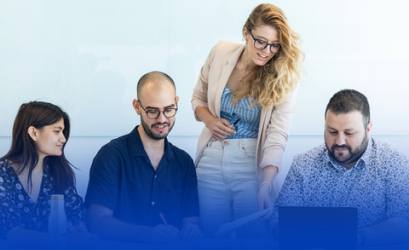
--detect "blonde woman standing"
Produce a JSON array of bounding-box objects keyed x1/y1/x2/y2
[{"x1": 192, "y1": 4, "x2": 304, "y2": 237}]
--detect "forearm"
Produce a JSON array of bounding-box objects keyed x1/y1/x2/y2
[
  {"x1": 195, "y1": 106, "x2": 215, "y2": 125},
  {"x1": 88, "y1": 215, "x2": 151, "y2": 242},
  {"x1": 182, "y1": 217, "x2": 200, "y2": 227},
  {"x1": 260, "y1": 165, "x2": 278, "y2": 191},
  {"x1": 7, "y1": 227, "x2": 48, "y2": 248}
]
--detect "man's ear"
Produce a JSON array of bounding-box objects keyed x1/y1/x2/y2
[
  {"x1": 132, "y1": 99, "x2": 141, "y2": 115},
  {"x1": 175, "y1": 96, "x2": 179, "y2": 105},
  {"x1": 366, "y1": 121, "x2": 373, "y2": 133},
  {"x1": 27, "y1": 126, "x2": 38, "y2": 141}
]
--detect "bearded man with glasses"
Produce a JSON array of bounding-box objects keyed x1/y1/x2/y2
[{"x1": 85, "y1": 71, "x2": 202, "y2": 244}]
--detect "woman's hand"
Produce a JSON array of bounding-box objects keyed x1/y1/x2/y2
[
  {"x1": 257, "y1": 184, "x2": 274, "y2": 220},
  {"x1": 206, "y1": 117, "x2": 235, "y2": 140},
  {"x1": 195, "y1": 107, "x2": 235, "y2": 140},
  {"x1": 257, "y1": 165, "x2": 278, "y2": 220}
]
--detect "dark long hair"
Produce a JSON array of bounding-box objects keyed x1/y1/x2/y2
[{"x1": 0, "y1": 101, "x2": 75, "y2": 193}]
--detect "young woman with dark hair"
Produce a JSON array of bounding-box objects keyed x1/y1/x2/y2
[{"x1": 0, "y1": 101, "x2": 88, "y2": 243}]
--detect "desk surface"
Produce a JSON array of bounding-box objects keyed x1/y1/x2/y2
[{"x1": 1, "y1": 238, "x2": 408, "y2": 250}]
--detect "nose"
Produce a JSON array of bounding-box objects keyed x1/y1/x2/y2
[
  {"x1": 262, "y1": 45, "x2": 271, "y2": 53},
  {"x1": 60, "y1": 134, "x2": 66, "y2": 144},
  {"x1": 156, "y1": 111, "x2": 167, "y2": 122},
  {"x1": 334, "y1": 133, "x2": 345, "y2": 146}
]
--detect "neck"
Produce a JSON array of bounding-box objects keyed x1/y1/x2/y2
[
  {"x1": 11, "y1": 156, "x2": 44, "y2": 174},
  {"x1": 239, "y1": 48, "x2": 256, "y2": 72},
  {"x1": 339, "y1": 161, "x2": 356, "y2": 170},
  {"x1": 137, "y1": 125, "x2": 165, "y2": 154}
]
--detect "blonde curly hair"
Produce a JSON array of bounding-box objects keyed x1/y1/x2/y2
[{"x1": 234, "y1": 4, "x2": 304, "y2": 108}]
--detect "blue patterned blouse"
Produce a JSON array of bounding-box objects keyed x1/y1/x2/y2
[
  {"x1": 272, "y1": 138, "x2": 409, "y2": 231},
  {"x1": 0, "y1": 160, "x2": 84, "y2": 239},
  {"x1": 220, "y1": 86, "x2": 261, "y2": 139}
]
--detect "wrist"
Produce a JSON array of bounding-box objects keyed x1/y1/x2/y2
[{"x1": 259, "y1": 181, "x2": 272, "y2": 193}]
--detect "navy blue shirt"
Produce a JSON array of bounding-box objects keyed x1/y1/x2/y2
[{"x1": 85, "y1": 126, "x2": 199, "y2": 229}]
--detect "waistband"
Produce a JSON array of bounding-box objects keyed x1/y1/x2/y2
[{"x1": 208, "y1": 138, "x2": 257, "y2": 149}]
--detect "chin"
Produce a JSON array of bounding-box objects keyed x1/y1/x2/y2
[{"x1": 254, "y1": 59, "x2": 270, "y2": 67}]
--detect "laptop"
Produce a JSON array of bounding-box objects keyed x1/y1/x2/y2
[{"x1": 278, "y1": 206, "x2": 358, "y2": 250}]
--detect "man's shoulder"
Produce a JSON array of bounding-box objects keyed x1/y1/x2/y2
[
  {"x1": 102, "y1": 133, "x2": 129, "y2": 150},
  {"x1": 94, "y1": 132, "x2": 133, "y2": 161},
  {"x1": 293, "y1": 144, "x2": 328, "y2": 166},
  {"x1": 370, "y1": 138, "x2": 408, "y2": 167}
]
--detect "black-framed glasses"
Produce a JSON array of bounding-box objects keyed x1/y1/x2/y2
[
  {"x1": 249, "y1": 29, "x2": 280, "y2": 53},
  {"x1": 138, "y1": 101, "x2": 178, "y2": 119}
]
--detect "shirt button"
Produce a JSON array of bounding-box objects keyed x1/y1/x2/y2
[
  {"x1": 224, "y1": 141, "x2": 228, "y2": 146},
  {"x1": 154, "y1": 175, "x2": 157, "y2": 179},
  {"x1": 151, "y1": 201, "x2": 155, "y2": 206}
]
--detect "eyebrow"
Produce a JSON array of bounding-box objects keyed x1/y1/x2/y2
[
  {"x1": 326, "y1": 126, "x2": 356, "y2": 132},
  {"x1": 54, "y1": 126, "x2": 64, "y2": 130},
  {"x1": 253, "y1": 33, "x2": 280, "y2": 43},
  {"x1": 144, "y1": 104, "x2": 176, "y2": 110}
]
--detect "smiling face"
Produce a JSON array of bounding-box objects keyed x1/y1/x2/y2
[
  {"x1": 133, "y1": 80, "x2": 179, "y2": 141},
  {"x1": 30, "y1": 118, "x2": 66, "y2": 160},
  {"x1": 324, "y1": 110, "x2": 372, "y2": 169},
  {"x1": 243, "y1": 24, "x2": 280, "y2": 67}
]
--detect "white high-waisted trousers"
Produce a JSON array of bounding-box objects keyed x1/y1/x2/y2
[{"x1": 196, "y1": 138, "x2": 266, "y2": 238}]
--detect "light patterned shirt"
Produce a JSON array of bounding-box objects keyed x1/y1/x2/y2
[{"x1": 272, "y1": 138, "x2": 409, "y2": 231}]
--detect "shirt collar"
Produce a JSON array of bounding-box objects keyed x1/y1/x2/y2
[
  {"x1": 129, "y1": 125, "x2": 174, "y2": 161},
  {"x1": 325, "y1": 137, "x2": 373, "y2": 170}
]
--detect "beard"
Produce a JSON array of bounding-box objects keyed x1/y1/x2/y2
[
  {"x1": 326, "y1": 133, "x2": 369, "y2": 167},
  {"x1": 140, "y1": 115, "x2": 175, "y2": 141}
]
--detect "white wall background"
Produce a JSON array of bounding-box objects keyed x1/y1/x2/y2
[{"x1": 1, "y1": 0, "x2": 409, "y2": 197}]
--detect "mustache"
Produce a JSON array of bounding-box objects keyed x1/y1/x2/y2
[
  {"x1": 331, "y1": 144, "x2": 351, "y2": 151},
  {"x1": 151, "y1": 122, "x2": 170, "y2": 128}
]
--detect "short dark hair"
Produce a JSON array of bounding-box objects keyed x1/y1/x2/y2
[
  {"x1": 325, "y1": 89, "x2": 370, "y2": 127},
  {"x1": 137, "y1": 71, "x2": 175, "y2": 100}
]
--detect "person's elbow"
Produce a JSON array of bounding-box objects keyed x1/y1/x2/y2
[{"x1": 86, "y1": 203, "x2": 114, "y2": 237}]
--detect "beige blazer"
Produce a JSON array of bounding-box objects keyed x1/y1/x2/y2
[{"x1": 191, "y1": 40, "x2": 297, "y2": 177}]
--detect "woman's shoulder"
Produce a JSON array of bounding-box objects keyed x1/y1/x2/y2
[
  {"x1": 211, "y1": 40, "x2": 244, "y2": 57},
  {"x1": 0, "y1": 159, "x2": 12, "y2": 172},
  {"x1": 0, "y1": 160, "x2": 12, "y2": 189},
  {"x1": 215, "y1": 40, "x2": 242, "y2": 49}
]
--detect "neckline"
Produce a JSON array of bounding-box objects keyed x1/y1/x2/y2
[{"x1": 7, "y1": 164, "x2": 45, "y2": 204}]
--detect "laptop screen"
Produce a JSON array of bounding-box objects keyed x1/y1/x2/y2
[{"x1": 278, "y1": 206, "x2": 358, "y2": 250}]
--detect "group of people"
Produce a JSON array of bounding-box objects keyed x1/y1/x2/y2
[{"x1": 1, "y1": 3, "x2": 408, "y2": 248}]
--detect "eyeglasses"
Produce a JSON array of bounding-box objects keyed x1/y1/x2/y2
[
  {"x1": 138, "y1": 101, "x2": 178, "y2": 119},
  {"x1": 249, "y1": 29, "x2": 280, "y2": 53}
]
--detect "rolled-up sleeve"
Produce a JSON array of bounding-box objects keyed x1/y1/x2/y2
[{"x1": 260, "y1": 89, "x2": 297, "y2": 170}]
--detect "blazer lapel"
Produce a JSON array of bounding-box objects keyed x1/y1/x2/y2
[{"x1": 214, "y1": 45, "x2": 245, "y2": 116}]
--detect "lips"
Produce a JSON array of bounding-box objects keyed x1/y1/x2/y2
[
  {"x1": 332, "y1": 145, "x2": 351, "y2": 155},
  {"x1": 152, "y1": 123, "x2": 170, "y2": 132}
]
